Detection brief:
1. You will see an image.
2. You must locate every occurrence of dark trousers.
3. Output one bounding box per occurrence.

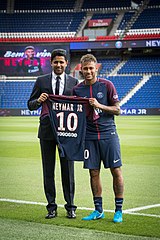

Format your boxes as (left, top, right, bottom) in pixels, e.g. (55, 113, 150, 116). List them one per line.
(40, 139, 77, 212)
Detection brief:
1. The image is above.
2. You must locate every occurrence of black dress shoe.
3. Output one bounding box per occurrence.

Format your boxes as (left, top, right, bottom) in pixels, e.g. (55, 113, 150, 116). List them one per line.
(66, 210, 76, 219)
(45, 210, 57, 219)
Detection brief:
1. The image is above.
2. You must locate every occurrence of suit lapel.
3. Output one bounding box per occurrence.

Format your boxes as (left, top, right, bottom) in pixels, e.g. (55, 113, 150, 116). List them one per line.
(63, 74, 68, 94)
(49, 73, 53, 93)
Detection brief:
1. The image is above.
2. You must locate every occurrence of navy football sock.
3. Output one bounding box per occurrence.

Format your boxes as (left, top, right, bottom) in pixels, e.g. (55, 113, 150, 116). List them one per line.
(93, 196, 103, 213)
(115, 198, 123, 212)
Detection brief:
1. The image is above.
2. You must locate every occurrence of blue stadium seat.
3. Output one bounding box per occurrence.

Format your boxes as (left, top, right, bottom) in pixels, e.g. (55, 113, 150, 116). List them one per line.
(97, 58, 121, 75)
(14, 0, 76, 10)
(118, 57, 160, 75)
(0, 12, 86, 33)
(82, 0, 130, 9)
(122, 76, 160, 108)
(107, 76, 142, 100)
(118, 12, 135, 30)
(132, 8, 160, 29)
(0, 81, 35, 108)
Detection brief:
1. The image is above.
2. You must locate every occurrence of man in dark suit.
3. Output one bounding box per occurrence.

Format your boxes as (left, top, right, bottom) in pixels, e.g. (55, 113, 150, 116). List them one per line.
(27, 49, 78, 219)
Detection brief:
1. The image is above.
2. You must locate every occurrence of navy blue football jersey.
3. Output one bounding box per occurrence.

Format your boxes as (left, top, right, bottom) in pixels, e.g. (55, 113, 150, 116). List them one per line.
(42, 95, 94, 161)
(73, 78, 119, 140)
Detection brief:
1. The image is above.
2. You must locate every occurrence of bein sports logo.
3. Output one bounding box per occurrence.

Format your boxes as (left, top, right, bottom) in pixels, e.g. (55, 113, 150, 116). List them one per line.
(115, 41, 122, 49)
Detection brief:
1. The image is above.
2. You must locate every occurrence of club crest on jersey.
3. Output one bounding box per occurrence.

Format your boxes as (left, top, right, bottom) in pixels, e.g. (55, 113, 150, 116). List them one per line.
(113, 94, 118, 99)
(97, 92, 104, 99)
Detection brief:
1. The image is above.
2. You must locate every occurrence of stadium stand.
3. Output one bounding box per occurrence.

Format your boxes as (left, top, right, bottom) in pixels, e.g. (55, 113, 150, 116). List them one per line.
(14, 0, 76, 11)
(97, 58, 121, 76)
(131, 8, 160, 29)
(107, 76, 143, 101)
(118, 56, 160, 75)
(0, 0, 160, 41)
(81, 0, 131, 10)
(0, 1, 7, 12)
(0, 12, 86, 33)
(0, 0, 160, 114)
(148, 0, 160, 7)
(91, 13, 118, 21)
(0, 81, 35, 109)
(117, 12, 135, 31)
(122, 76, 160, 108)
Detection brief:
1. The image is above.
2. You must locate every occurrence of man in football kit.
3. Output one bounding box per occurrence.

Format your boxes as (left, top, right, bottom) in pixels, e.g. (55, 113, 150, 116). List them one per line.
(15, 46, 43, 76)
(73, 54, 124, 223)
(27, 49, 78, 219)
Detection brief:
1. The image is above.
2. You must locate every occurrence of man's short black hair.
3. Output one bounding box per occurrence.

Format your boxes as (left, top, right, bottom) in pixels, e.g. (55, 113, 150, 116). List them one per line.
(25, 46, 35, 51)
(51, 49, 67, 62)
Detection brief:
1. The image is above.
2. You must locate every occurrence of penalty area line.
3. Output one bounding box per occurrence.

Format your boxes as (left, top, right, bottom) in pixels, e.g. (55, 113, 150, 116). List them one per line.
(0, 198, 160, 218)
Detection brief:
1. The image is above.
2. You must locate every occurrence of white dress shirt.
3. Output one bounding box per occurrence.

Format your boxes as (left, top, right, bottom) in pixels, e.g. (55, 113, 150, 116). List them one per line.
(52, 72, 65, 95)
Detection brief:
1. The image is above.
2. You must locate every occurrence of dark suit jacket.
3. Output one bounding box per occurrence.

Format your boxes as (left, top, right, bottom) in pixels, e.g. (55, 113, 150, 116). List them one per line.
(27, 73, 78, 140)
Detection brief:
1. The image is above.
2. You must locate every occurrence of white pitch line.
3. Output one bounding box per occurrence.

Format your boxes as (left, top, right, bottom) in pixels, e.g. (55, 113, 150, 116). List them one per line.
(124, 204, 160, 213)
(0, 198, 160, 218)
(0, 198, 62, 208)
(122, 211, 160, 218)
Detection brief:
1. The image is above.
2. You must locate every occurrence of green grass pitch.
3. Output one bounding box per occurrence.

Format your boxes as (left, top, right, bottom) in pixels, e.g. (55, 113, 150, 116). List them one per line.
(0, 116, 160, 239)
